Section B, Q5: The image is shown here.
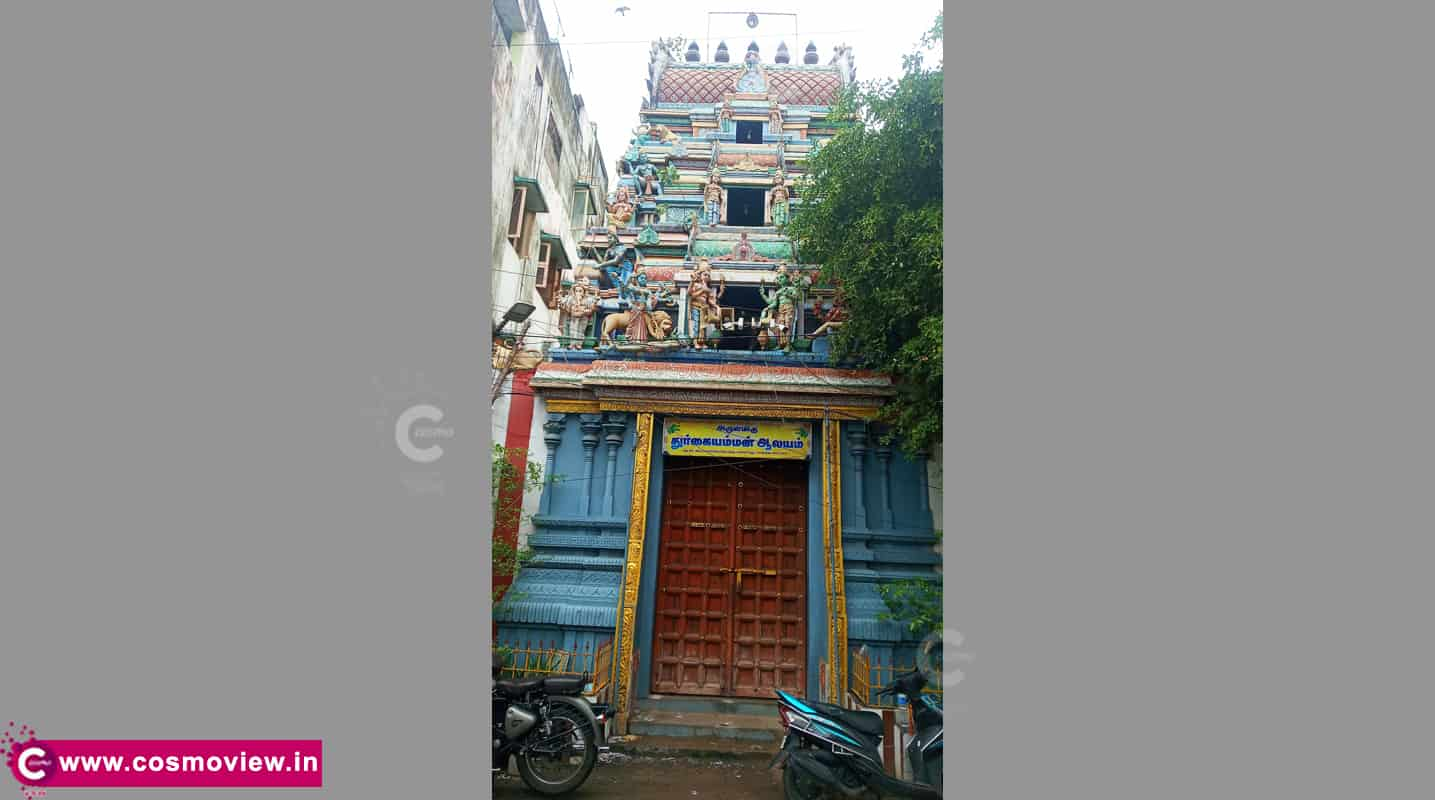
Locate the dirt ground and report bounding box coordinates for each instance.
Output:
[494,753,785,799]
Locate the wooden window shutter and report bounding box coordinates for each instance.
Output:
[534,241,551,292]
[506,186,527,247]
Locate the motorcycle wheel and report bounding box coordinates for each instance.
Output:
[516,705,597,796]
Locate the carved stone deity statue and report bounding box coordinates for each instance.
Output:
[769,173,791,227]
[686,257,727,349]
[768,102,783,135]
[601,271,674,345]
[557,276,599,349]
[758,263,808,350]
[716,230,770,263]
[635,162,661,198]
[606,185,634,228]
[702,170,723,226]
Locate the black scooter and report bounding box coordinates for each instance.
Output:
[771,668,943,799]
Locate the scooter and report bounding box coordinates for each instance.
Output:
[771,667,943,799]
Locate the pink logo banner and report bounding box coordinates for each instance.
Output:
[7,739,322,788]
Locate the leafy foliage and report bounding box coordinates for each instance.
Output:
[493,443,543,604]
[878,577,943,639]
[787,14,943,455]
[877,529,943,638]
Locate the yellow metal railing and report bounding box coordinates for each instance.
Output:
[849,649,944,709]
[496,639,613,700]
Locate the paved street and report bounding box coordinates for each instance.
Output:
[495,753,784,799]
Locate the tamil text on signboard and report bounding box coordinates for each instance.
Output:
[662,418,812,460]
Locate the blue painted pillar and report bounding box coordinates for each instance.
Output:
[875,438,895,529]
[540,413,566,515]
[847,422,869,527]
[602,413,626,517]
[914,448,930,516]
[579,414,602,514]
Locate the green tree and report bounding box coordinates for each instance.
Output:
[877,530,944,638]
[788,14,943,455]
[492,443,542,604]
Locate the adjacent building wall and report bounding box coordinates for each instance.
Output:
[491,0,609,548]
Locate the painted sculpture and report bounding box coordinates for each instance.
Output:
[768,101,784,136]
[810,282,848,337]
[643,123,680,144]
[686,257,727,349]
[736,50,767,93]
[634,162,662,198]
[606,185,635,228]
[757,263,809,350]
[702,170,723,226]
[716,230,771,262]
[602,271,675,345]
[557,275,598,349]
[769,172,791,227]
[592,230,638,290]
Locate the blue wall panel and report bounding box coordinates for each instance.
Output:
[837,421,941,692]
[496,412,638,660]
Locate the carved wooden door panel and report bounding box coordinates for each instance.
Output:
[729,460,807,698]
[652,460,735,696]
[652,458,807,698]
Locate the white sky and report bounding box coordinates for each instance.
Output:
[536,0,943,178]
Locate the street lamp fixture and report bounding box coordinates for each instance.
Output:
[494,301,535,337]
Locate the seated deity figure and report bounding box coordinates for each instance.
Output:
[606,185,635,228]
[716,231,770,263]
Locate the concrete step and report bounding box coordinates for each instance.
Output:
[628,708,785,744]
[605,733,777,762]
[637,694,780,717]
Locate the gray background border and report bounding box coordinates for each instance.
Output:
[3,1,1432,797]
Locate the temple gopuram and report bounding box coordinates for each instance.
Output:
[495,36,941,732]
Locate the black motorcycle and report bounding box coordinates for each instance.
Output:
[492,652,604,796]
[771,668,943,799]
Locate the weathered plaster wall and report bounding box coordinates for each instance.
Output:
[491,0,608,403]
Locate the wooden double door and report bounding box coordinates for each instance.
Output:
[651,458,808,698]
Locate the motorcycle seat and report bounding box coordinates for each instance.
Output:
[541,676,585,695]
[494,676,586,697]
[494,677,546,697]
[808,700,885,739]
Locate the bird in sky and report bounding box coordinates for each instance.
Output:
[615,6,631,15]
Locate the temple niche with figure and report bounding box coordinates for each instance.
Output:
[497,35,941,735]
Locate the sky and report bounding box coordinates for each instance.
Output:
[532,0,943,182]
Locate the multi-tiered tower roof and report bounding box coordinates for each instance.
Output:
[543,38,859,370]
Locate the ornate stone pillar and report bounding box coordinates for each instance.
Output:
[539,413,566,516]
[602,413,627,517]
[579,414,603,514]
[847,422,869,528]
[874,437,895,530]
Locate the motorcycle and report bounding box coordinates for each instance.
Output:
[492,650,605,796]
[770,667,943,799]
